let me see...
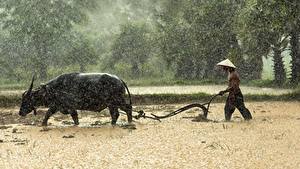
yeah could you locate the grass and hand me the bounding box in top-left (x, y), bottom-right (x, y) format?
top-left (245, 79), bottom-right (279, 88)
top-left (0, 84), bottom-right (27, 90)
top-left (0, 95), bottom-right (21, 107)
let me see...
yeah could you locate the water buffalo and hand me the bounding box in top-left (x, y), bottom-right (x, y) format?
top-left (19, 73), bottom-right (133, 126)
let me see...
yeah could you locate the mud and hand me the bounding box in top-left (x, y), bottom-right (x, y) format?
top-left (0, 102), bottom-right (300, 169)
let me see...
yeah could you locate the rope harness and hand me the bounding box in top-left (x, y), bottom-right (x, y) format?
top-left (132, 110), bottom-right (161, 121)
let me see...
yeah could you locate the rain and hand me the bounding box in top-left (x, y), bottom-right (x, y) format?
top-left (0, 0), bottom-right (300, 168)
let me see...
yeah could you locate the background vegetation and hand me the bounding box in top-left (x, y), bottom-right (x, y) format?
top-left (0, 0), bottom-right (300, 88)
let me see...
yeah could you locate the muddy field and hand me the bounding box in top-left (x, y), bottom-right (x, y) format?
top-left (0, 101), bottom-right (300, 169)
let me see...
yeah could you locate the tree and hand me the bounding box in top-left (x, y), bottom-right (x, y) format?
top-left (290, 28), bottom-right (300, 85)
top-left (157, 0), bottom-right (246, 79)
top-left (63, 32), bottom-right (98, 73)
top-left (0, 31), bottom-right (29, 81)
top-left (185, 0), bottom-right (244, 79)
top-left (284, 0), bottom-right (300, 85)
top-left (161, 23), bottom-right (197, 79)
top-left (109, 22), bottom-right (152, 78)
top-left (238, 0), bottom-right (289, 86)
top-left (0, 0), bottom-right (96, 80)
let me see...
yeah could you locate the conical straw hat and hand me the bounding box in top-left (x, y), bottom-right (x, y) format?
top-left (216, 59), bottom-right (236, 68)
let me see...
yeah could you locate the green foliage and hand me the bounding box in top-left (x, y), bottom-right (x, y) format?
top-left (237, 0), bottom-right (294, 85)
top-left (0, 0), bottom-right (299, 88)
top-left (286, 1), bottom-right (300, 85)
top-left (62, 31), bottom-right (98, 72)
top-left (108, 22), bottom-right (153, 78)
top-left (0, 0), bottom-right (97, 80)
top-left (157, 0), bottom-right (255, 80)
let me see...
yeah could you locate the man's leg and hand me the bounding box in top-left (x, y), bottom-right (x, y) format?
top-left (224, 97), bottom-right (235, 121)
top-left (236, 94), bottom-right (252, 120)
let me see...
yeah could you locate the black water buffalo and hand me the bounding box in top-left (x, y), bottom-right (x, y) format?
top-left (19, 73), bottom-right (133, 126)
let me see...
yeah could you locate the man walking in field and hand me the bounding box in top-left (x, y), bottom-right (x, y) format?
top-left (217, 59), bottom-right (252, 121)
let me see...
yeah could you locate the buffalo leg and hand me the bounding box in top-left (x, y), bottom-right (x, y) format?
top-left (42, 107), bottom-right (57, 126)
top-left (70, 110), bottom-right (79, 125)
top-left (120, 104), bottom-right (132, 123)
top-left (108, 106), bottom-right (120, 125)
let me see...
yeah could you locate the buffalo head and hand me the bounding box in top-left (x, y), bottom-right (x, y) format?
top-left (19, 75), bottom-right (37, 116)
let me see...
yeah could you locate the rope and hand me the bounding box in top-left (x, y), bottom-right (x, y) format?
top-left (119, 110), bottom-right (161, 122)
top-left (133, 110), bottom-right (161, 121)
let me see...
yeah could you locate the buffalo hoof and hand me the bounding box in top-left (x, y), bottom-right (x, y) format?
top-left (41, 122), bottom-right (48, 126)
top-left (111, 121), bottom-right (117, 126)
top-left (74, 122), bottom-right (79, 126)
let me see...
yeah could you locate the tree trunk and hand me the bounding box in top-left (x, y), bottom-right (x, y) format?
top-left (273, 45), bottom-right (286, 86)
top-left (253, 56), bottom-right (263, 79)
top-left (131, 62), bottom-right (140, 78)
top-left (290, 30), bottom-right (300, 85)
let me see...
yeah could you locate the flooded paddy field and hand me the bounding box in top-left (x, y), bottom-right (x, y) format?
top-left (0, 101), bottom-right (300, 168)
top-left (129, 85), bottom-right (294, 95)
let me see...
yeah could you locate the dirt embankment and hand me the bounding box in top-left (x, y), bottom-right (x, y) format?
top-left (0, 101), bottom-right (300, 169)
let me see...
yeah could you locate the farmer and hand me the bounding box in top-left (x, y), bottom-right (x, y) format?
top-left (217, 59), bottom-right (252, 121)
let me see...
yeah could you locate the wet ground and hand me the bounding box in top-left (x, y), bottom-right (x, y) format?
top-left (0, 101), bottom-right (300, 168)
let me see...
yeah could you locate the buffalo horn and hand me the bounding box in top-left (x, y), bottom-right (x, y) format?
top-left (28, 75), bottom-right (35, 94)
